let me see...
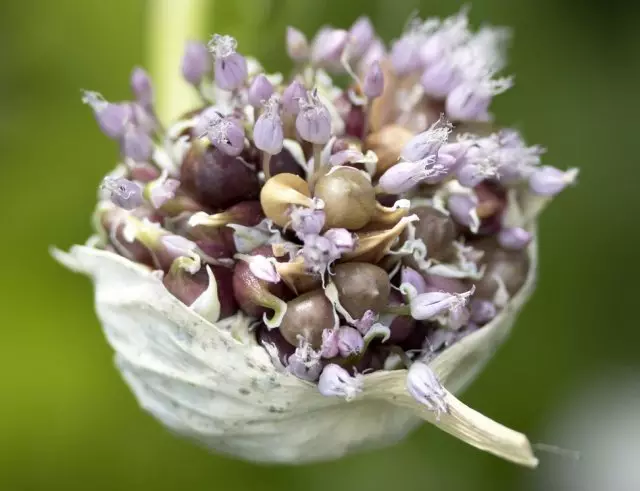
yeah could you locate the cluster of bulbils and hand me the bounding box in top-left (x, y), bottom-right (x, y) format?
top-left (83, 8), bottom-right (576, 414)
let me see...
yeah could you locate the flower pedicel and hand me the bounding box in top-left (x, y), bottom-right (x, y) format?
top-left (52, 7), bottom-right (578, 466)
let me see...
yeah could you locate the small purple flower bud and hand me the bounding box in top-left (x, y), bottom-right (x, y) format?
top-left (101, 177), bottom-right (144, 210)
top-left (363, 60), bottom-right (384, 99)
top-left (447, 193), bottom-right (479, 229)
top-left (296, 89), bottom-right (332, 145)
top-left (445, 84), bottom-right (491, 122)
top-left (359, 38), bottom-right (385, 73)
top-left (406, 361), bottom-right (448, 417)
top-left (469, 299), bottom-right (497, 325)
top-left (81, 91), bottom-right (131, 139)
top-left (148, 178), bottom-right (180, 209)
top-left (448, 304), bottom-right (470, 330)
top-left (193, 106), bottom-right (220, 139)
top-left (286, 26), bottom-right (309, 62)
top-left (244, 254), bottom-right (281, 283)
top-left (311, 28), bottom-right (348, 67)
top-left (420, 59), bottom-right (459, 99)
top-left (160, 235), bottom-right (198, 261)
top-left (289, 206), bottom-right (326, 239)
top-left (409, 288), bottom-right (473, 321)
top-left (329, 149), bottom-right (365, 166)
top-left (390, 34), bottom-right (423, 76)
top-left (206, 116), bottom-right (245, 157)
top-left (248, 74), bottom-right (274, 107)
top-left (130, 67), bottom-right (154, 108)
top-left (121, 126), bottom-right (154, 162)
top-left (301, 234), bottom-right (339, 275)
top-left (321, 329), bottom-right (340, 358)
top-left (497, 227), bottom-right (532, 250)
top-left (456, 161), bottom-right (499, 188)
top-left (181, 41), bottom-right (212, 86)
top-left (208, 34), bottom-right (248, 91)
top-left (323, 228), bottom-right (355, 254)
top-left (348, 16), bottom-right (375, 59)
top-left (282, 80), bottom-right (307, 115)
top-left (401, 267), bottom-right (428, 295)
top-left (401, 118), bottom-right (452, 162)
top-left (528, 166), bottom-right (579, 196)
top-left (287, 340), bottom-right (323, 382)
top-left (253, 95), bottom-right (284, 155)
top-left (377, 159), bottom-right (450, 194)
top-left (317, 363), bottom-right (363, 401)
top-left (337, 326), bottom-right (364, 357)
top-left (353, 310), bottom-right (376, 335)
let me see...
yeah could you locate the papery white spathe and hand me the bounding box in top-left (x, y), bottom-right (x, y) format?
top-left (51, 197), bottom-right (539, 467)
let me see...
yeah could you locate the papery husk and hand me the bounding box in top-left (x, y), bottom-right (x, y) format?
top-left (50, 191), bottom-right (538, 467)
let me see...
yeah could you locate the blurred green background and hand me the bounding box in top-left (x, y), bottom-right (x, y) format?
top-left (1, 0), bottom-right (638, 490)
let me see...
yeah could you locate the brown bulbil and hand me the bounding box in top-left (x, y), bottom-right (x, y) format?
top-left (279, 289), bottom-right (335, 349)
top-left (412, 206), bottom-right (458, 261)
top-left (313, 167), bottom-right (376, 230)
top-left (333, 262), bottom-right (391, 319)
top-left (473, 243), bottom-right (530, 299)
top-left (181, 145), bottom-right (260, 210)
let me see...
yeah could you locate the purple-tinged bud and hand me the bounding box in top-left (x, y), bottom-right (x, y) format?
top-left (448, 304), bottom-right (470, 330)
top-left (456, 162), bottom-right (498, 188)
top-left (497, 227), bottom-right (532, 251)
top-left (528, 166), bottom-right (579, 196)
top-left (301, 234), bottom-right (339, 275)
top-left (286, 26), bottom-right (309, 62)
top-left (206, 116), bottom-right (245, 157)
top-left (289, 206), bottom-right (325, 239)
top-left (401, 267), bottom-right (428, 295)
top-left (359, 38), bottom-right (385, 73)
top-left (337, 326), bottom-right (364, 357)
top-left (469, 299), bottom-right (497, 325)
top-left (296, 89), bottom-right (332, 145)
top-left (447, 193), bottom-right (479, 230)
top-left (248, 74), bottom-right (274, 108)
top-left (321, 328), bottom-right (340, 358)
top-left (348, 16), bottom-right (375, 59)
top-left (81, 91), bottom-right (131, 139)
top-left (390, 34), bottom-right (423, 76)
top-left (409, 288), bottom-right (474, 321)
top-left (159, 235), bottom-right (198, 262)
top-left (311, 28), bottom-right (348, 67)
top-left (445, 84), bottom-right (491, 122)
top-left (328, 149), bottom-right (364, 167)
top-left (147, 178), bottom-right (180, 209)
top-left (253, 95), bottom-right (284, 155)
top-left (282, 80), bottom-right (307, 116)
top-left (317, 364), bottom-right (363, 401)
top-left (420, 59), bottom-right (459, 99)
top-left (363, 60), bottom-right (384, 99)
top-left (242, 254), bottom-right (281, 283)
top-left (353, 310), bottom-right (376, 335)
top-left (181, 41), bottom-right (212, 86)
top-left (130, 67), bottom-right (154, 108)
top-left (101, 177), bottom-right (144, 210)
top-left (377, 159), bottom-right (450, 194)
top-left (287, 339), bottom-right (323, 382)
top-left (208, 34), bottom-right (248, 91)
top-left (121, 126), bottom-right (154, 162)
top-left (323, 228), bottom-right (355, 254)
top-left (401, 118), bottom-right (452, 162)
top-left (406, 361), bottom-right (448, 417)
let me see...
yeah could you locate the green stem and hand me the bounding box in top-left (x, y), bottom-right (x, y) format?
top-left (262, 153), bottom-right (272, 181)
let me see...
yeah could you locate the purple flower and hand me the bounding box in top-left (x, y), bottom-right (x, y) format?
top-left (358, 38), bottom-right (386, 73)
top-left (469, 299), bottom-right (497, 325)
top-left (130, 67), bottom-right (154, 108)
top-left (447, 193), bottom-right (479, 230)
top-left (377, 158), bottom-right (452, 194)
top-left (81, 91), bottom-right (131, 139)
top-left (445, 83), bottom-right (492, 122)
top-left (121, 126), bottom-right (154, 162)
top-left (321, 329), bottom-right (340, 358)
top-left (401, 118), bottom-right (452, 162)
top-left (311, 28), bottom-right (348, 67)
top-left (289, 206), bottom-right (326, 239)
top-left (242, 254), bottom-right (281, 283)
top-left (323, 228), bottom-right (355, 254)
top-left (296, 89), bottom-right (332, 145)
top-left (348, 16), bottom-right (375, 59)
top-left (206, 115), bottom-right (245, 156)
top-left (529, 166), bottom-right (579, 196)
top-left (253, 95), bottom-right (284, 155)
top-left (409, 288), bottom-right (474, 320)
top-left (363, 60), bottom-right (384, 99)
top-left (101, 177), bottom-right (144, 210)
top-left (181, 41), bottom-right (212, 86)
top-left (353, 310), bottom-right (376, 335)
top-left (497, 227), bottom-right (532, 250)
top-left (148, 178), bottom-right (180, 209)
top-left (282, 80), bottom-right (307, 116)
top-left (286, 339), bottom-right (322, 382)
top-left (390, 33), bottom-right (423, 76)
top-left (159, 235), bottom-right (198, 261)
top-left (248, 74), bottom-right (274, 108)
top-left (301, 234), bottom-right (339, 275)
top-left (286, 26), bottom-right (309, 62)
top-left (337, 326), bottom-right (364, 357)
top-left (317, 364), bottom-right (363, 401)
top-left (401, 267), bottom-right (428, 295)
top-left (406, 362), bottom-right (448, 417)
top-left (208, 34), bottom-right (248, 91)
top-left (420, 59), bottom-right (459, 99)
